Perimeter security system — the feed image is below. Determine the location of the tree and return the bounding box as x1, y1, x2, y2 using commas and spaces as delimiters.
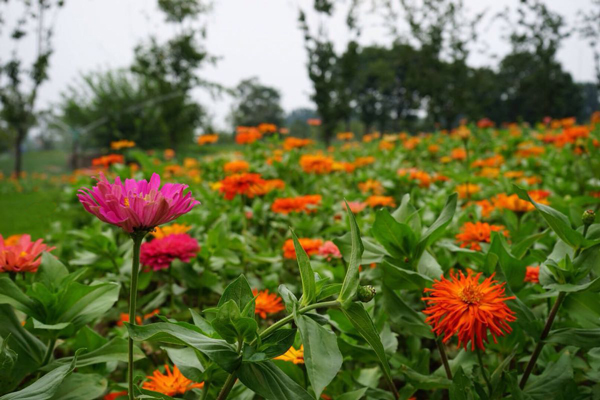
229, 78, 285, 128
0, 0, 65, 177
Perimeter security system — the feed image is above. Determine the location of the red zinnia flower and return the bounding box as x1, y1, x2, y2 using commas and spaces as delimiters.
422, 270, 516, 350
524, 266, 540, 283
140, 233, 199, 271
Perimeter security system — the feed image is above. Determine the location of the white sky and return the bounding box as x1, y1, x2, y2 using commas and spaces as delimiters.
0, 0, 597, 130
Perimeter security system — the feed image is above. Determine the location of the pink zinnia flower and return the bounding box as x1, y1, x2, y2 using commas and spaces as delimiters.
0, 234, 55, 273
140, 233, 200, 271
318, 241, 342, 261
342, 200, 367, 213
78, 172, 200, 233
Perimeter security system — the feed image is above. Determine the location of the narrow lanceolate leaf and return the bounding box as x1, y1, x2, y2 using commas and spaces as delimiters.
291, 229, 316, 306
126, 322, 240, 372
237, 360, 313, 400
338, 200, 364, 307
342, 303, 398, 399
0, 351, 78, 400
294, 309, 343, 399
414, 193, 457, 259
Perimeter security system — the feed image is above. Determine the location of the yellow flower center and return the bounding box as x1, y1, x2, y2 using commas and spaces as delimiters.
124, 198, 130, 207
459, 285, 482, 305
19, 251, 28, 258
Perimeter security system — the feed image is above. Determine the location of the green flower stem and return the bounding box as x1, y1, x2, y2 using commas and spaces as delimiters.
435, 336, 452, 380
42, 338, 56, 366
476, 347, 492, 395
128, 232, 146, 400
519, 291, 566, 389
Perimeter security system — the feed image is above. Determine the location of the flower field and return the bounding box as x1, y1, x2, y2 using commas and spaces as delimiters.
2, 118, 600, 400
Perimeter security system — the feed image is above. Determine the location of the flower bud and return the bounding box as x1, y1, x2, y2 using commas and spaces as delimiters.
357, 285, 376, 303
583, 210, 596, 226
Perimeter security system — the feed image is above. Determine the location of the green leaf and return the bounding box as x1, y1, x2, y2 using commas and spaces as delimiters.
414, 193, 457, 259
49, 373, 107, 400
0, 351, 78, 400
333, 234, 385, 265
218, 275, 255, 318
213, 300, 242, 343
513, 185, 587, 249
36, 253, 69, 289
449, 367, 472, 400
261, 329, 297, 358
43, 337, 144, 371
294, 311, 342, 398
391, 193, 421, 234
190, 309, 215, 336
126, 322, 240, 372
488, 232, 528, 292
0, 278, 37, 316
237, 360, 313, 400
338, 200, 364, 307
52, 282, 120, 330
371, 208, 417, 259
562, 291, 600, 328
546, 328, 600, 349
341, 303, 398, 398
278, 284, 298, 313
164, 347, 204, 382
0, 335, 18, 395
291, 229, 316, 306
0, 306, 46, 394
523, 353, 573, 400
400, 364, 451, 390
382, 285, 433, 339
337, 388, 369, 400
381, 261, 433, 291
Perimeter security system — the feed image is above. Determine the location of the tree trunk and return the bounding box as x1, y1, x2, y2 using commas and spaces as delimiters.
13, 130, 24, 178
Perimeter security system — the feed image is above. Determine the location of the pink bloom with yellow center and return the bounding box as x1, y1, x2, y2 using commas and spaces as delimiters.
0, 234, 55, 273
78, 172, 199, 233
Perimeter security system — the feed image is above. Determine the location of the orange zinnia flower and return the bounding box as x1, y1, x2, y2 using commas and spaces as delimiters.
524, 266, 540, 283
0, 234, 55, 273
300, 154, 334, 174
223, 160, 250, 174
493, 190, 549, 213
337, 131, 354, 141
152, 223, 191, 239
398, 168, 432, 188
236, 126, 263, 144
365, 196, 396, 208
258, 123, 277, 134
282, 238, 323, 259
283, 137, 314, 150
92, 154, 124, 168
271, 195, 321, 214
455, 222, 508, 251
197, 134, 219, 145
456, 183, 480, 199
110, 140, 135, 150
358, 179, 384, 195
253, 289, 285, 319
343, 200, 367, 214
451, 148, 466, 160
471, 154, 504, 168
422, 270, 516, 350
218, 173, 282, 200
515, 144, 544, 158
142, 364, 203, 396
274, 345, 304, 364
378, 140, 395, 151
353, 156, 375, 168
474, 199, 495, 218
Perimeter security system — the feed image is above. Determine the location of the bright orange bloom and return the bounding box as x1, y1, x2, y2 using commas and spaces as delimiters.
218, 173, 282, 200
403, 137, 421, 150
183, 158, 198, 169
524, 266, 540, 283
236, 127, 263, 144
253, 289, 285, 319
493, 190, 550, 213
477, 118, 495, 129
362, 132, 380, 142
378, 140, 395, 151
478, 167, 500, 178
223, 160, 250, 174
454, 125, 471, 140
516, 144, 544, 158
258, 123, 277, 134
274, 345, 304, 364
110, 140, 135, 150
474, 199, 495, 218
300, 154, 334, 174
365, 196, 396, 208
283, 137, 314, 150
0, 234, 55, 273
271, 195, 321, 214
456, 183, 480, 199
358, 179, 384, 195
282, 238, 323, 259
164, 149, 175, 160
117, 309, 159, 326
428, 144, 440, 154
332, 161, 356, 173
142, 365, 203, 396
451, 148, 466, 160
163, 164, 184, 177
398, 168, 432, 188
471, 154, 504, 168
197, 134, 219, 145
307, 118, 322, 126
92, 154, 124, 168
423, 270, 516, 350
455, 222, 508, 251
152, 223, 191, 239
337, 131, 354, 141
353, 156, 375, 168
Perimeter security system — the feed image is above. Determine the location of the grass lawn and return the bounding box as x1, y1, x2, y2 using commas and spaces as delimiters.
0, 149, 69, 175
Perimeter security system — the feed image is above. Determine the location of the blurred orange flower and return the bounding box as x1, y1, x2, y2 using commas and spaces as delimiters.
300, 154, 334, 174
456, 183, 480, 199
365, 196, 396, 208
275, 345, 304, 364
271, 195, 321, 214
92, 154, 124, 168
224, 160, 250, 174
524, 266, 540, 283
253, 289, 285, 319
456, 222, 508, 251
282, 238, 323, 259
197, 134, 219, 145
283, 137, 314, 150
142, 364, 203, 396
152, 223, 191, 239
236, 126, 263, 144
110, 140, 135, 150
358, 179, 384, 195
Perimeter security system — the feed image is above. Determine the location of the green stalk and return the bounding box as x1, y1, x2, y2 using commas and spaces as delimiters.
128, 232, 146, 400
42, 338, 56, 366
435, 336, 453, 380
476, 347, 492, 395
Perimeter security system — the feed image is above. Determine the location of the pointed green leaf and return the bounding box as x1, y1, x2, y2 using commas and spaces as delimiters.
338, 200, 364, 307
291, 229, 316, 306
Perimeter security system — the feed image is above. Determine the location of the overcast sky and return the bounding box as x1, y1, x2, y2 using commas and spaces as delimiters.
1, 0, 597, 130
